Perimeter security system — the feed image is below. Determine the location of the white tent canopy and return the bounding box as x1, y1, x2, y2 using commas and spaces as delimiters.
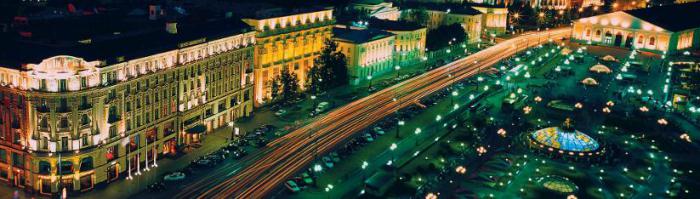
601, 55, 617, 62
590, 64, 612, 74
581, 77, 599, 86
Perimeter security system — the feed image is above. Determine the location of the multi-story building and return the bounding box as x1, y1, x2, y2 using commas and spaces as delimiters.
0, 16, 254, 194
334, 27, 396, 85
368, 19, 428, 65
350, 0, 402, 21
242, 8, 334, 106
571, 2, 700, 54
401, 3, 508, 43
470, 4, 509, 36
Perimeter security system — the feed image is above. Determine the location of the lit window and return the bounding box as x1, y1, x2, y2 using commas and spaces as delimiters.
649, 37, 655, 45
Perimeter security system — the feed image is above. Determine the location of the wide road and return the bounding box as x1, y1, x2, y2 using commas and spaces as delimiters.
175, 27, 572, 199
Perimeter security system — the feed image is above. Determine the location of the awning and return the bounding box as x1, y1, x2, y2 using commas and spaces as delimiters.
186, 124, 206, 134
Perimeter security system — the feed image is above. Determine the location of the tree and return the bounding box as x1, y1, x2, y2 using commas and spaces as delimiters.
400, 7, 428, 26
306, 65, 323, 95
426, 24, 467, 50
280, 70, 299, 103
270, 76, 282, 101
313, 39, 348, 90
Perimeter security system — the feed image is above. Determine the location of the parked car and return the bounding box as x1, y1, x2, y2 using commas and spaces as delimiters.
373, 127, 385, 135
275, 109, 287, 116
163, 172, 186, 181
322, 156, 334, 168
363, 133, 374, 142
330, 152, 341, 163
285, 180, 301, 193
148, 181, 166, 192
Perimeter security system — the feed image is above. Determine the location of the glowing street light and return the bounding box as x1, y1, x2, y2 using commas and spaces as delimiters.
476, 146, 487, 156
523, 106, 532, 114
455, 166, 467, 174
640, 106, 649, 112
534, 96, 543, 103
425, 193, 438, 199
574, 102, 583, 109
680, 133, 692, 142
657, 118, 668, 126
497, 128, 507, 137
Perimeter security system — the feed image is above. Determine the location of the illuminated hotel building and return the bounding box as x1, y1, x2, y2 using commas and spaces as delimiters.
0, 18, 254, 194
334, 27, 396, 85
572, 2, 700, 54
243, 8, 334, 106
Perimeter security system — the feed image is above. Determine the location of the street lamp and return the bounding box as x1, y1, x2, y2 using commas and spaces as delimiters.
396, 120, 405, 138
395, 65, 401, 79
367, 75, 373, 89
390, 143, 398, 167
414, 128, 422, 146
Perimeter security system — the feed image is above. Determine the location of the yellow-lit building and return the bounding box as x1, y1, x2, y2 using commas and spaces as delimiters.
334, 27, 396, 85
243, 8, 334, 106
572, 3, 700, 54
350, 0, 402, 21
368, 19, 428, 65
418, 5, 483, 43
0, 18, 254, 194
403, 3, 509, 43
470, 4, 509, 36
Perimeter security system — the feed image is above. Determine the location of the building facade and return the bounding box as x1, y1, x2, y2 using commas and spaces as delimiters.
471, 4, 509, 36
0, 21, 255, 194
243, 8, 334, 106
571, 3, 700, 54
350, 0, 402, 21
369, 19, 428, 66
334, 28, 396, 85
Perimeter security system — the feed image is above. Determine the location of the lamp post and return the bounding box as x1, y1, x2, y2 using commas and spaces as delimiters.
389, 143, 397, 167
396, 120, 405, 138
395, 65, 401, 79
414, 128, 422, 146
367, 75, 373, 90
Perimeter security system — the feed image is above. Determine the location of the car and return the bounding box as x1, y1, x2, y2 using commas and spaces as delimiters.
195, 159, 214, 167
315, 102, 330, 113
163, 172, 186, 181
300, 172, 314, 185
274, 109, 287, 116
285, 180, 301, 193
330, 152, 341, 163
363, 133, 374, 142
373, 127, 385, 135
232, 149, 247, 159
368, 86, 378, 92
322, 156, 334, 168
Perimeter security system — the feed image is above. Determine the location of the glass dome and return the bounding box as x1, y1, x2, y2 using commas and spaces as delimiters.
530, 127, 599, 152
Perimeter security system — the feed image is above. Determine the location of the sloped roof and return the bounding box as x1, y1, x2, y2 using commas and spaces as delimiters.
624, 2, 700, 32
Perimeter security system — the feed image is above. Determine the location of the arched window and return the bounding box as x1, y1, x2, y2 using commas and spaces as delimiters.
649, 37, 655, 45
595, 30, 601, 36
638, 35, 644, 44
585, 29, 591, 37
